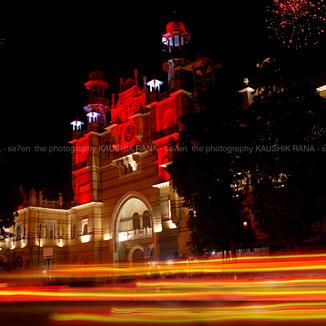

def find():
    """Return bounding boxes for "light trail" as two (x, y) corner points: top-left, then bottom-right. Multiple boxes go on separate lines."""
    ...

(1, 252), (325, 281)
(1, 253), (324, 324)
(1, 282), (326, 302)
(136, 278), (326, 288)
(51, 302), (326, 324)
(0, 253), (325, 303)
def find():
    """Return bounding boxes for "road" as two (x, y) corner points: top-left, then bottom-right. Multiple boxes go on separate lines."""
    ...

(1, 253), (326, 325)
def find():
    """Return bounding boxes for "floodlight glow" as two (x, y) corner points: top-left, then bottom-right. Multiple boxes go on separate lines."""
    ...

(70, 120), (84, 131)
(146, 79), (163, 92)
(86, 111), (100, 123)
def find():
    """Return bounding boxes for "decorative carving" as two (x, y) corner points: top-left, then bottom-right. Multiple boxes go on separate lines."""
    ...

(113, 154), (140, 176)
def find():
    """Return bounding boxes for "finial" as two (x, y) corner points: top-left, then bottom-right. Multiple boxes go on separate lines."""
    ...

(119, 77), (124, 92)
(243, 78), (249, 85)
(143, 76), (147, 91)
(133, 68), (138, 85)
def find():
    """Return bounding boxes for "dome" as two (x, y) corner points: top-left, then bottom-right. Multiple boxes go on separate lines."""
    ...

(89, 69), (105, 81)
(122, 78), (136, 91)
(166, 21), (186, 34)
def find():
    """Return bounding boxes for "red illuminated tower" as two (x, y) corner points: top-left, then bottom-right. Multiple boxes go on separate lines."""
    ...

(162, 18), (191, 91)
(69, 67), (109, 205)
(84, 66), (110, 131)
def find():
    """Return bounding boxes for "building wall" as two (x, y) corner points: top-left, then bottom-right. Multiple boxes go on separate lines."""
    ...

(1, 88), (189, 269)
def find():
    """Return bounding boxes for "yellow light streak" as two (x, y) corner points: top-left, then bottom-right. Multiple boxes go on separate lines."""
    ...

(51, 302), (326, 323)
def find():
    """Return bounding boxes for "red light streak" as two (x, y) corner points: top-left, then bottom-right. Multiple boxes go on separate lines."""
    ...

(0, 253), (325, 281)
(1, 277), (326, 302)
(136, 278), (326, 288)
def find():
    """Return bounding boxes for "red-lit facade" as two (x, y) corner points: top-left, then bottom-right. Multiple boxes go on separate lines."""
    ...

(4, 19), (222, 268)
(65, 17), (222, 264)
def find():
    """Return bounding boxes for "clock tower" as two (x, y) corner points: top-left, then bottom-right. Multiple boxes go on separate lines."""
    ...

(109, 69), (147, 151)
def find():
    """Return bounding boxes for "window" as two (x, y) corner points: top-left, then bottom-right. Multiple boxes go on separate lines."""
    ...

(42, 226), (47, 238)
(72, 224), (77, 238)
(16, 225), (22, 241)
(71, 218), (77, 238)
(174, 36), (180, 47)
(82, 219), (88, 235)
(49, 226), (55, 240)
(125, 101), (133, 118)
(163, 109), (176, 129)
(44, 220), (56, 239)
(132, 213), (140, 230)
(143, 211), (151, 228)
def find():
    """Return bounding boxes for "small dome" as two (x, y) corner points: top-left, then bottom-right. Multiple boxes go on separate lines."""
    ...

(123, 78), (136, 91)
(89, 69), (105, 81)
(166, 21), (186, 34)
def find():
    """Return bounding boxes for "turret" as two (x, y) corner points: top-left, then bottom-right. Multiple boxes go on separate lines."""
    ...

(83, 66), (110, 130)
(162, 17), (191, 91)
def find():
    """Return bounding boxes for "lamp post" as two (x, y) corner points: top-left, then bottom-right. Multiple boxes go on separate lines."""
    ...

(37, 224), (46, 267)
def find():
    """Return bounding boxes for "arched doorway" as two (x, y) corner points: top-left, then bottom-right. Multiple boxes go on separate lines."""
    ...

(112, 192), (154, 263)
(0, 254), (8, 271)
(117, 242), (127, 263)
(132, 249), (144, 262)
(14, 255), (24, 270)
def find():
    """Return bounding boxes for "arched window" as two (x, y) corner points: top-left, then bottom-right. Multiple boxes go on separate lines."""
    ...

(132, 249), (144, 262)
(132, 213), (140, 230)
(163, 109), (176, 129)
(143, 210), (151, 228)
(79, 184), (91, 204)
(82, 219), (88, 235)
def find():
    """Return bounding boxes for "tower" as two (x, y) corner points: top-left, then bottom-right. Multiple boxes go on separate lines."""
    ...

(162, 18), (191, 91)
(84, 66), (110, 131)
(69, 67), (109, 205)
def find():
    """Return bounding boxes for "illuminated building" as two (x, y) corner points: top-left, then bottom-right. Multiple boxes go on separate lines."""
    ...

(0, 18), (221, 269)
(1, 19), (326, 270)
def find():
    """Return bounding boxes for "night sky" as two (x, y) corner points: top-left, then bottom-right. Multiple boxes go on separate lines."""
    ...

(0, 1), (325, 196)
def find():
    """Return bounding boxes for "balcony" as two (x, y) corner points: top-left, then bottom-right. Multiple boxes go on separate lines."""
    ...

(84, 96), (110, 106)
(119, 227), (152, 242)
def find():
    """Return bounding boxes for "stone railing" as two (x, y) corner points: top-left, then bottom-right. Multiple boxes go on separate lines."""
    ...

(119, 227), (152, 242)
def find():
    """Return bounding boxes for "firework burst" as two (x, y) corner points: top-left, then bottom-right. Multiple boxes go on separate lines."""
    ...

(266, 0), (326, 49)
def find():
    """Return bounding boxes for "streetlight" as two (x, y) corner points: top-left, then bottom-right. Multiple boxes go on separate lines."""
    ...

(37, 224), (47, 267)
